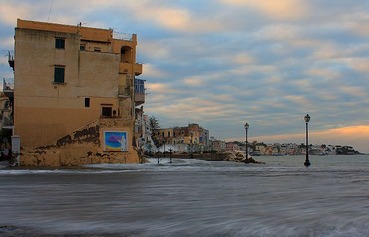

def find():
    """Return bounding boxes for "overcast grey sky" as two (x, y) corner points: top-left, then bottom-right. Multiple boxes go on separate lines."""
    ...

(1, 0), (369, 152)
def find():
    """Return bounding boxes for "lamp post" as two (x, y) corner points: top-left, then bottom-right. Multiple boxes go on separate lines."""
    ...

(244, 123), (249, 163)
(157, 147), (160, 164)
(190, 132), (193, 158)
(204, 132), (207, 152)
(163, 140), (166, 157)
(169, 148), (173, 163)
(210, 137), (213, 159)
(304, 114), (311, 167)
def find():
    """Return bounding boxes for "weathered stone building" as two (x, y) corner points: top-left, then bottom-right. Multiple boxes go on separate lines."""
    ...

(6, 19), (145, 166)
(154, 123), (209, 153)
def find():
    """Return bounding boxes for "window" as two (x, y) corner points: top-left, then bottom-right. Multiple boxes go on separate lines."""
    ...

(55, 38), (65, 49)
(94, 47), (101, 52)
(80, 44), (86, 51)
(85, 98), (90, 107)
(54, 66), (65, 84)
(102, 107), (112, 117)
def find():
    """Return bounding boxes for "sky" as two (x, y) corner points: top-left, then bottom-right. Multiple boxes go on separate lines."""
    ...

(1, 0), (369, 152)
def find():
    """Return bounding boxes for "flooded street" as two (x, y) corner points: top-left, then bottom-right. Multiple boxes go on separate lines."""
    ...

(1, 156), (369, 236)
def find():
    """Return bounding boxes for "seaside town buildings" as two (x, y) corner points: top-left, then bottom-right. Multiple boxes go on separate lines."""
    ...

(153, 123), (209, 153)
(3, 19), (145, 166)
(211, 139), (226, 152)
(225, 142), (240, 152)
(225, 141), (359, 156)
(0, 87), (13, 160)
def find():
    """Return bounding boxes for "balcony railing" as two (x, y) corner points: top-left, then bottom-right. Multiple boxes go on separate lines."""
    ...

(113, 31), (134, 41)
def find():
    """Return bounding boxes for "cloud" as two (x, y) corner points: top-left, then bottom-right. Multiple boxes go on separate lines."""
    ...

(183, 76), (204, 87)
(342, 11), (369, 36)
(232, 54), (256, 65)
(219, 0), (310, 20)
(146, 82), (170, 94)
(96, 1), (226, 33)
(283, 95), (311, 107)
(141, 64), (168, 79)
(306, 68), (341, 80)
(0, 2), (32, 26)
(347, 58), (369, 74)
(140, 6), (192, 31)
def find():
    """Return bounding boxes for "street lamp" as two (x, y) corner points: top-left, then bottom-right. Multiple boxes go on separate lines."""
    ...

(169, 148), (173, 163)
(244, 123), (249, 163)
(204, 132), (207, 152)
(304, 114), (311, 167)
(163, 140), (166, 157)
(190, 132), (193, 158)
(157, 147), (160, 164)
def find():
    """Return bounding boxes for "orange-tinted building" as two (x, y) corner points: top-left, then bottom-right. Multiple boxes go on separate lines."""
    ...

(6, 19), (145, 166)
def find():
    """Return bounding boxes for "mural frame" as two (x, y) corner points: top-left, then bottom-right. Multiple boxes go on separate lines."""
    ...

(103, 131), (128, 152)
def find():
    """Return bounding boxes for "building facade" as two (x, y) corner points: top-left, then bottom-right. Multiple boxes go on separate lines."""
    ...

(210, 139), (226, 152)
(154, 123), (209, 153)
(6, 19), (145, 166)
(225, 142), (240, 152)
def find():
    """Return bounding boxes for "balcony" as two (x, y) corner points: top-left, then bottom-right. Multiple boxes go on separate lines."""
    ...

(134, 79), (145, 106)
(117, 78), (145, 106)
(119, 62), (143, 76)
(135, 93), (145, 106)
(8, 51), (14, 71)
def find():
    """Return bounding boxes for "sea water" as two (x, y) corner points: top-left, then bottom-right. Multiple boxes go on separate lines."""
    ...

(1, 155), (369, 236)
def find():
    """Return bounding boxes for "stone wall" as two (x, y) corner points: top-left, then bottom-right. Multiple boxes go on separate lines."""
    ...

(20, 119), (141, 167)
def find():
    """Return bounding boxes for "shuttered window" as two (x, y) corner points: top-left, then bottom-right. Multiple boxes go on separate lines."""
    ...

(55, 38), (65, 49)
(54, 67), (65, 83)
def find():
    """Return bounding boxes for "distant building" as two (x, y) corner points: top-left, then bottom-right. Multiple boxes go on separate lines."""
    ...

(0, 87), (13, 160)
(139, 114), (156, 155)
(254, 143), (267, 155)
(226, 142), (240, 151)
(211, 139), (226, 152)
(5, 19), (144, 166)
(154, 123), (209, 153)
(0, 87), (13, 130)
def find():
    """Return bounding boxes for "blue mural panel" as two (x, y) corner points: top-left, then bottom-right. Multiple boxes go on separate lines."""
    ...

(104, 131), (128, 152)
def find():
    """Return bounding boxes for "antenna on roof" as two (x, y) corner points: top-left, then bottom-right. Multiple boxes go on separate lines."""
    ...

(47, 0), (54, 21)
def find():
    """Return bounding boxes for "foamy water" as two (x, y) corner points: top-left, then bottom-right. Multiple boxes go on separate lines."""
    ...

(1, 155), (369, 236)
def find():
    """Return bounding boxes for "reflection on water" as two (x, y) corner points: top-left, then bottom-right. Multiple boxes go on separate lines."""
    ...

(1, 155), (369, 236)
